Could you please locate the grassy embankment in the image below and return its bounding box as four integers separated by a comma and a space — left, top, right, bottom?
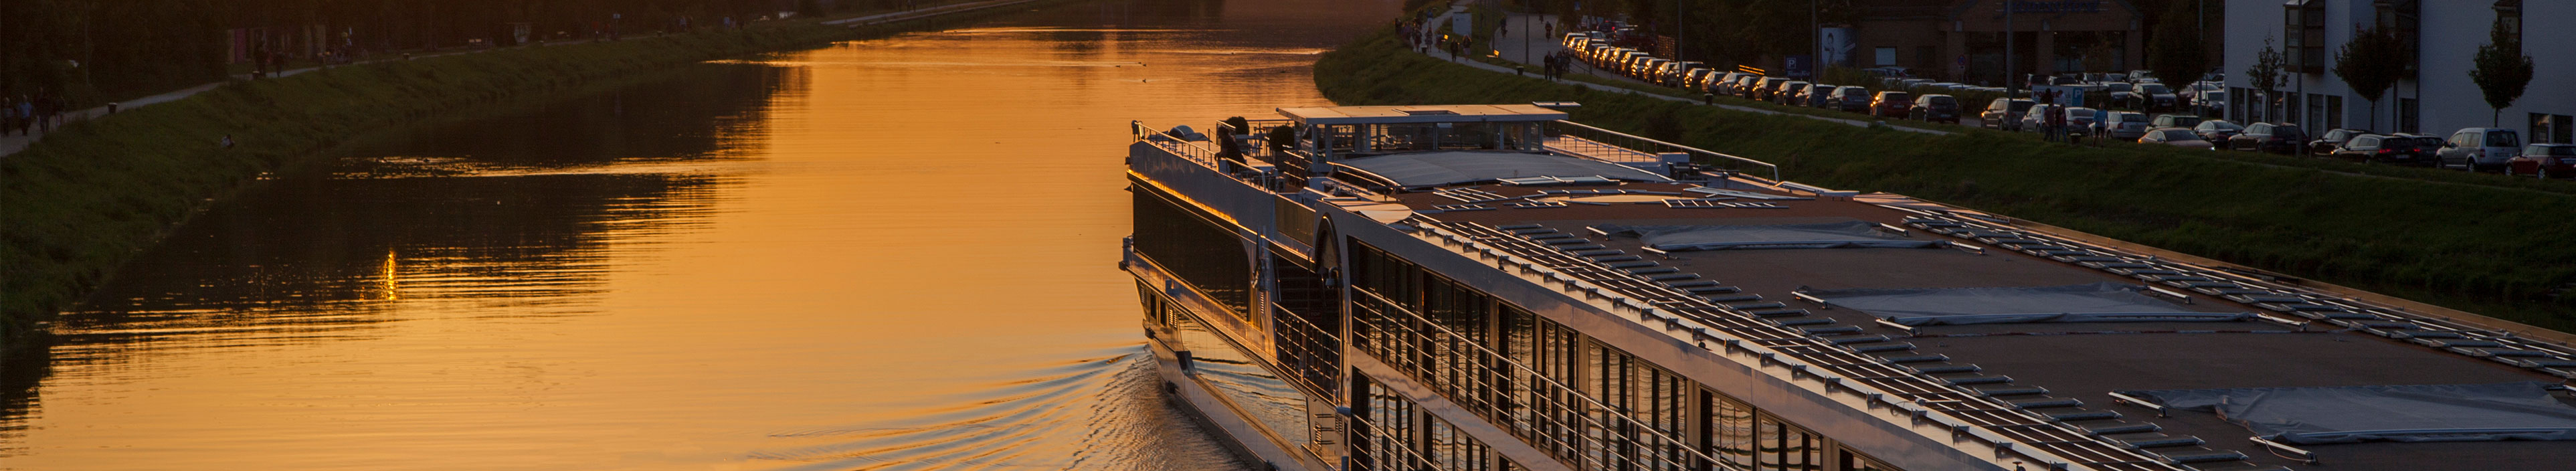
0, 1, 1085, 356
1315, 29, 2576, 333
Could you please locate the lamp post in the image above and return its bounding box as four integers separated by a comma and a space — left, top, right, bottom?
2005, 0, 2016, 98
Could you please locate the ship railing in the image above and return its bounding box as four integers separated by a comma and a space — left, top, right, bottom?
1352, 290, 1733, 471
1544, 120, 1780, 183
1133, 120, 1292, 193
1347, 413, 1477, 471
1270, 301, 1344, 398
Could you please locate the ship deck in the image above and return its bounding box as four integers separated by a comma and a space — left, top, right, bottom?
1357, 178, 2576, 471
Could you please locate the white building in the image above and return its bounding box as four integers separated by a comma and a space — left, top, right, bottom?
2223, 0, 2571, 142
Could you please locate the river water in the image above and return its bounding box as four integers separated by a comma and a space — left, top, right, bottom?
0, 1, 1396, 468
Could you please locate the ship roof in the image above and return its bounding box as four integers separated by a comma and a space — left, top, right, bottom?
1330, 151, 1672, 188
1344, 173, 2576, 471
1275, 104, 1566, 124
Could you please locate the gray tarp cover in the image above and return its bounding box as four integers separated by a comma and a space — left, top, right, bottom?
1330, 151, 1671, 187
1803, 282, 2251, 326
2117, 382, 2576, 444
1602, 221, 1939, 251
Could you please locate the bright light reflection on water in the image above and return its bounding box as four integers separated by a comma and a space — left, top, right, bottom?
0, 0, 1396, 469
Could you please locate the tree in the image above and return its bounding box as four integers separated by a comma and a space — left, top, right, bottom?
2468, 17, 2533, 126
2146, 0, 2208, 90
2333, 24, 2406, 131
2245, 35, 2285, 122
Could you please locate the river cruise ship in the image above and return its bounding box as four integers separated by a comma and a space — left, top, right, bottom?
1120, 104, 2576, 471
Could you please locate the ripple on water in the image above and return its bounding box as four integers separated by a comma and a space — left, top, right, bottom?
749, 347, 1245, 471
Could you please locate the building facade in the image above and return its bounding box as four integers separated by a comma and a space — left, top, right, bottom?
2223, 0, 2573, 142
1849, 0, 2146, 86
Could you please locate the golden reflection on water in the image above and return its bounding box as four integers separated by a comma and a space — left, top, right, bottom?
0, 1, 1396, 470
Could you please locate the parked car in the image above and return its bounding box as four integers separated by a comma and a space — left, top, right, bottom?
1869, 91, 1914, 119
2150, 114, 2203, 129
2507, 143, 2576, 178
2102, 82, 2136, 108
2229, 122, 2308, 154
2094, 111, 2149, 140
2308, 128, 2373, 157
2017, 104, 2063, 132
2064, 107, 2103, 135
1728, 75, 1760, 96
1802, 84, 1839, 108
2437, 128, 2522, 171
2193, 89, 2227, 116
2136, 83, 2179, 111
2140, 127, 2216, 150
1710, 72, 1748, 94
2330, 134, 2438, 165
1749, 77, 1788, 100
1660, 62, 1693, 86
1908, 94, 1960, 124
1832, 86, 1872, 112
2193, 119, 2245, 142
1981, 98, 2035, 130
1774, 82, 1811, 105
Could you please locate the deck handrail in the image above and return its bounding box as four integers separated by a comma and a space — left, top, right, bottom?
1546, 120, 1781, 183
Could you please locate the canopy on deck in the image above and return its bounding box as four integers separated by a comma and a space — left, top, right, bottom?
1803, 282, 2249, 326
1600, 221, 1937, 251
2118, 382, 2576, 444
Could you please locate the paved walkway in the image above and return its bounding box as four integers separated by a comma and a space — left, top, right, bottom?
0, 0, 1044, 157
1441, 9, 1951, 136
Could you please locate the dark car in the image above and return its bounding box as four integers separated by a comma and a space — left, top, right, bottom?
1748, 76, 1788, 100
1907, 94, 1960, 123
2506, 143, 2576, 178
1774, 82, 1811, 106
1869, 91, 1913, 119
1833, 86, 1872, 112
2308, 128, 2371, 157
2193, 119, 2245, 143
2229, 122, 2309, 154
2137, 83, 2179, 111
1802, 84, 1839, 108
2328, 134, 2437, 165
2102, 82, 2136, 108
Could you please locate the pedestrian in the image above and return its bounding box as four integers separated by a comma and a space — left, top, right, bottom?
33, 92, 55, 133
3, 96, 18, 136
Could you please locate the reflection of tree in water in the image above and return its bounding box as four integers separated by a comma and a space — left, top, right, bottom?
0, 64, 806, 438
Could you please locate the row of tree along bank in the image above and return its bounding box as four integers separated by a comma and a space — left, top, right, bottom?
0, 0, 1085, 359
1, 0, 959, 109
1315, 27, 2576, 335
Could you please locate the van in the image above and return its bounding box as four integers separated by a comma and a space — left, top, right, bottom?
2439, 128, 2523, 172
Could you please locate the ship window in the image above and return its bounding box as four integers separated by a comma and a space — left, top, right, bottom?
1841, 448, 1904, 471
1758, 415, 1822, 471
1131, 188, 1253, 320
1705, 389, 1758, 469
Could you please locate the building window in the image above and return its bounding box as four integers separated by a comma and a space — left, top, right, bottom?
2400, 98, 2420, 133
2535, 113, 2573, 144
2496, 1, 2522, 43
2308, 93, 2326, 128
1875, 47, 1897, 66
2326, 95, 2343, 130
2284, 94, 2302, 125
2286, 0, 2326, 74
